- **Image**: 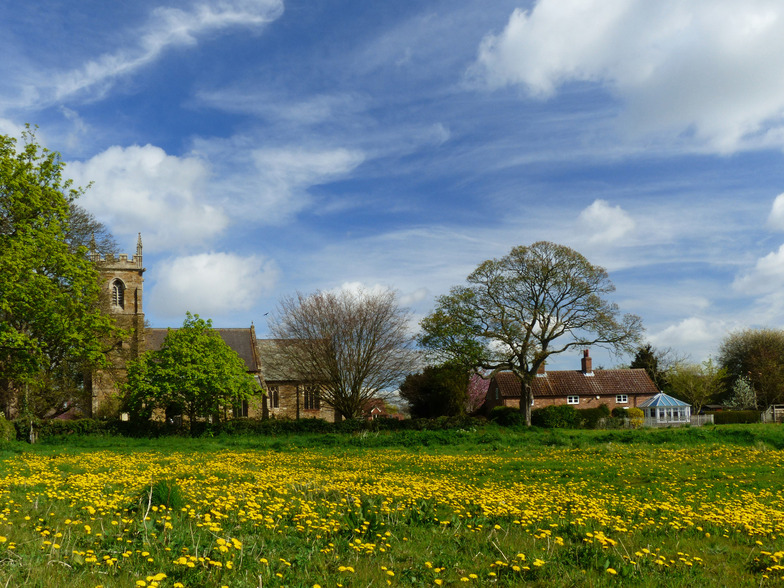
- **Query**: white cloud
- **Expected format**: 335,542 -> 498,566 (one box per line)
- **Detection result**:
471,0 -> 784,153
577,199 -> 636,245
733,243 -> 784,295
0,118 -> 26,139
399,287 -> 430,307
68,144 -> 228,248
649,317 -> 727,360
52,0 -> 283,103
149,252 -> 279,318
767,193 -> 784,231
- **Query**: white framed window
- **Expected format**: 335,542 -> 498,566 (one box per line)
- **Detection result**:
616,394 -> 628,404
567,395 -> 579,405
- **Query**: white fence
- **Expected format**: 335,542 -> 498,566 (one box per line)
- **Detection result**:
641,414 -> 713,427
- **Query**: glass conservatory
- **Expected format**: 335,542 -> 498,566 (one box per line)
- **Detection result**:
638,392 -> 691,426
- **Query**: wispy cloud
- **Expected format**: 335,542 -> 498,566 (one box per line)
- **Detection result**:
28,0 -> 284,107
190,135 -> 366,224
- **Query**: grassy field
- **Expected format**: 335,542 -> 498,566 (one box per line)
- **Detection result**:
0,425 -> 783,587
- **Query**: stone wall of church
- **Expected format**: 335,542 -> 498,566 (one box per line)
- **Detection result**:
88,238 -> 145,417
263,382 -> 335,421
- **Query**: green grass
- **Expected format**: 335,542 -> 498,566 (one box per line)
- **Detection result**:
0,425 -> 782,587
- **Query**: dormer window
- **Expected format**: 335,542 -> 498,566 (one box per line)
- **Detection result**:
111,279 -> 125,309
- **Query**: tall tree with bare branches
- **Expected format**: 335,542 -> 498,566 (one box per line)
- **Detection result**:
419,241 -> 643,426
269,288 -> 416,420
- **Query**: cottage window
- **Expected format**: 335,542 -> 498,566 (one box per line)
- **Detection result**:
616,394 -> 628,404
111,279 -> 125,309
268,385 -> 279,408
567,395 -> 579,405
304,385 -> 320,410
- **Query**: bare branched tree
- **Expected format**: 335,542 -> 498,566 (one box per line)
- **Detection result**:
66,203 -> 118,256
269,288 -> 417,420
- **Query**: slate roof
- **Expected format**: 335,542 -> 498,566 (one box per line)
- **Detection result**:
638,391 -> 690,408
255,339 -> 309,382
145,328 -> 259,372
494,368 -> 659,398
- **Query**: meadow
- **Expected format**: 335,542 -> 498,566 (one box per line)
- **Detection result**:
0,425 -> 782,587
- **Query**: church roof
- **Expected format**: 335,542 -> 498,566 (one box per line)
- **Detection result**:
255,339 -> 309,382
145,328 -> 259,372
493,368 -> 658,398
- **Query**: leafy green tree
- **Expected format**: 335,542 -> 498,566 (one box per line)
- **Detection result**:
718,329 -> 784,408
123,313 -> 259,433
629,343 -> 685,391
724,376 -> 757,410
399,363 -> 469,418
667,359 -> 726,414
0,128 -> 118,417
419,241 -> 643,426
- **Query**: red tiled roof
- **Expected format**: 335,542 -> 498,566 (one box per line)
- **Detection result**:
494,369 -> 658,398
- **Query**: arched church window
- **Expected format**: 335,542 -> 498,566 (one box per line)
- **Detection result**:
111,279 -> 125,309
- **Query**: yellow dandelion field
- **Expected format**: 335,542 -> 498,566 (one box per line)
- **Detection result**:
0,434 -> 782,587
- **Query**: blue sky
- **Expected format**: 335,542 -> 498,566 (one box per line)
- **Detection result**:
3,0 -> 784,369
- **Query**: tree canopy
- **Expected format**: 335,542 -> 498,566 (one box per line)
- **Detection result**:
399,363 -> 469,419
269,288 -> 416,420
667,359 -> 725,414
718,328 -> 784,409
0,128 -> 117,417
124,313 -> 259,432
418,241 -> 643,425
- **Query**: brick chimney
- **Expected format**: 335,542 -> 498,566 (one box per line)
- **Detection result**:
581,349 -> 593,375
536,361 -> 546,376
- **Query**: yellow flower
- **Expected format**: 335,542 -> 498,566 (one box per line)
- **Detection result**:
606,568 -> 617,575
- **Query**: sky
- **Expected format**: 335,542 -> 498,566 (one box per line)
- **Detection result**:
3,0 -> 784,370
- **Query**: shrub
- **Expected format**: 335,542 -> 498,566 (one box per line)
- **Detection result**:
488,406 -> 527,427
709,410 -> 761,424
531,405 -> 580,428
13,417 -> 113,442
0,416 -> 15,442
577,405 -> 610,429
627,407 -> 644,429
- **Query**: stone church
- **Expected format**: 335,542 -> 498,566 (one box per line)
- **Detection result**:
87,236 -> 335,422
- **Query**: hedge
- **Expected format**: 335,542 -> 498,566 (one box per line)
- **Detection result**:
707,410 -> 761,425
12,414 -> 487,441
531,405 -> 581,428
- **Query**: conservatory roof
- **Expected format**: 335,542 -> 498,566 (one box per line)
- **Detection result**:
638,392 -> 690,408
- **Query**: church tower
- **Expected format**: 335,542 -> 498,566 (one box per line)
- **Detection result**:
88,234 -> 146,416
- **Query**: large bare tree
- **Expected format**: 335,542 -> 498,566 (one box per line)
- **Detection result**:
419,241 -> 643,426
269,288 -> 416,420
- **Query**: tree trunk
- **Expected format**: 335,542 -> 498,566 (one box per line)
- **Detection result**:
518,379 -> 533,427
